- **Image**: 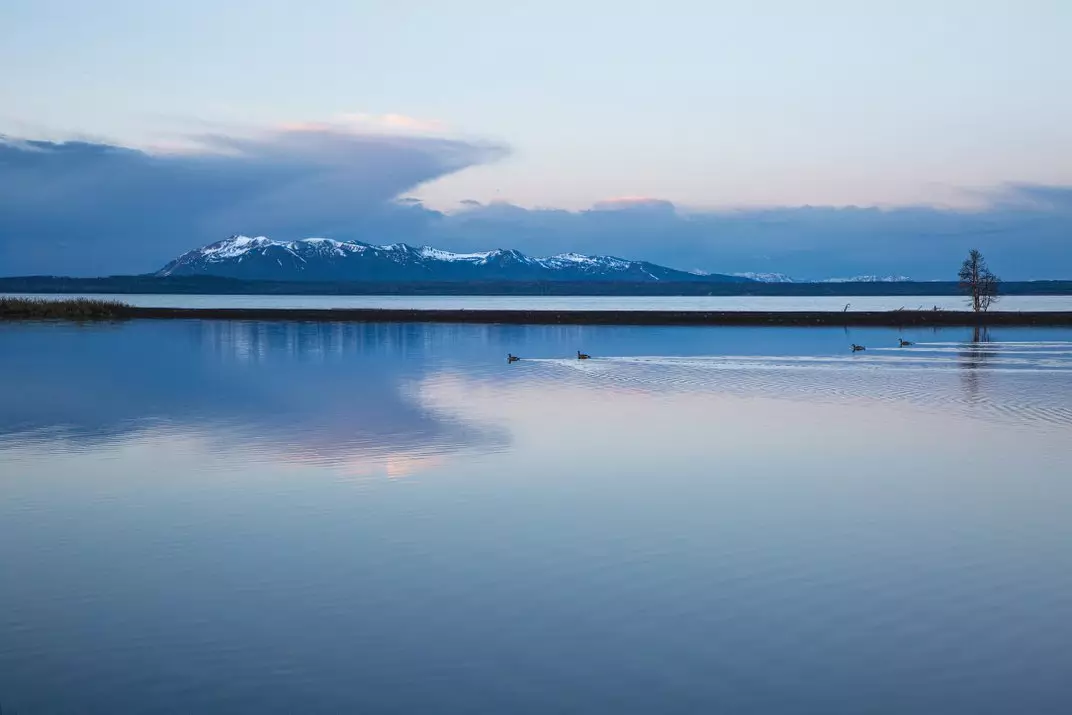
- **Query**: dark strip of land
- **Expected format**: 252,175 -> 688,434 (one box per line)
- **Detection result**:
4,299 -> 1072,326
121,308 -> 1072,326
4,275 -> 1072,296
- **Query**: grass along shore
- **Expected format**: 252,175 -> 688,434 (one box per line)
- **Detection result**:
3,297 -> 1072,326
0,297 -> 131,320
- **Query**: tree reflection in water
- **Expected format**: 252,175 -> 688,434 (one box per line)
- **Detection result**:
959,325 -> 996,401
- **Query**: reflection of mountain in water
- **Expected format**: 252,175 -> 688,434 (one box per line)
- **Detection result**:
0,321 -> 509,470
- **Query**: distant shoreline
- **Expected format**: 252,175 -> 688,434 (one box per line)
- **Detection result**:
118,308 -> 1072,326
5,301 -> 1072,326
3,275 -> 1072,297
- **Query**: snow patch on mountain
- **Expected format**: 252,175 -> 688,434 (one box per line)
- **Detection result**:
732,272 -> 796,283
822,275 -> 913,283
731,272 -> 915,283
418,247 -> 495,262
202,235 -> 273,259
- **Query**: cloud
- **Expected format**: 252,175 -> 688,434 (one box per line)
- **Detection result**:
988,183 -> 1072,213
366,113 -> 448,133
590,196 -> 676,212
279,112 -> 448,136
426,193 -> 1072,280
1,128 -> 1069,280
0,128 -> 507,276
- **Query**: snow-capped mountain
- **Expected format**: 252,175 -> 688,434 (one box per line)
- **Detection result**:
732,272 -> 914,283
157,236 -> 751,283
731,272 -> 796,283
821,275 -> 913,283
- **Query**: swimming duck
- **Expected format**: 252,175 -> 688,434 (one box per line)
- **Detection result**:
507,353 -> 520,363
898,338 -> 914,347
851,343 -> 866,352
577,350 -> 591,360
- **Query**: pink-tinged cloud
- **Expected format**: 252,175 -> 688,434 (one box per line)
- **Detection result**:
591,196 -> 677,212
281,112 -> 448,136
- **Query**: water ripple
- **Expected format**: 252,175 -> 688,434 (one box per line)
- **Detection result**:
521,341 -> 1072,430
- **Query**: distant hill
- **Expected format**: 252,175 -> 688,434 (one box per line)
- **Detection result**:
733,272 -> 914,283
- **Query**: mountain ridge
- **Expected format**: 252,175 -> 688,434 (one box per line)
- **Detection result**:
732,272 -> 914,284
157,235 -> 751,283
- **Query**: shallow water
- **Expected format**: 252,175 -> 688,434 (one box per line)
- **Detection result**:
2,321 -> 1072,714
4,292 -> 1072,312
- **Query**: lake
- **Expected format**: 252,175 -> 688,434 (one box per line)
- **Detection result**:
4,292 -> 1072,312
2,319 -> 1072,714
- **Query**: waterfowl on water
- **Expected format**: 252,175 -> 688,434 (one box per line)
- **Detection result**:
507,353 -> 520,363
577,351 -> 591,360
851,343 -> 866,352
898,338 -> 913,347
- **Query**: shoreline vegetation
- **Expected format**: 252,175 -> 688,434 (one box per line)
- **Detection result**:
1,297 -> 130,320
4,297 -> 1072,326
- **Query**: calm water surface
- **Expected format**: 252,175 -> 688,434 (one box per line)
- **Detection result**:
2,320 -> 1072,714
5,292 -> 1072,311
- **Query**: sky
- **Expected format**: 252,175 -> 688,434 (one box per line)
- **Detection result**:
1,0 -> 1071,278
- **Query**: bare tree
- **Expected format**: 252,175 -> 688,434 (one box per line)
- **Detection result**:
958,249 -> 1000,312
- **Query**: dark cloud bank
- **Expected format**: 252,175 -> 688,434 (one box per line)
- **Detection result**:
1,133 -> 1070,280
0,130 -> 505,277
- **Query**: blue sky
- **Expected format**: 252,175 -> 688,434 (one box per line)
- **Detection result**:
1,1 -> 1071,277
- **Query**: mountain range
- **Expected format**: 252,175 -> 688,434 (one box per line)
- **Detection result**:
158,236 -> 751,283
157,235 -> 918,284
731,272 -> 914,284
